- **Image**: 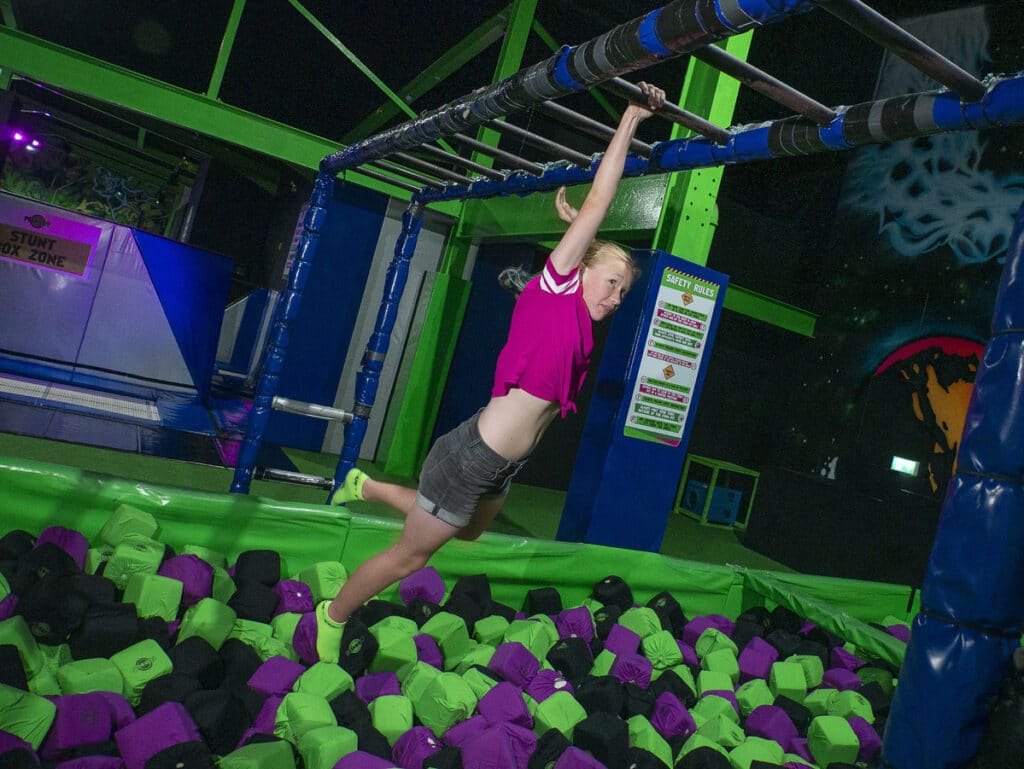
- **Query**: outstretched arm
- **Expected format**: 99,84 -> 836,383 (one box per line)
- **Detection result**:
549,81 -> 665,275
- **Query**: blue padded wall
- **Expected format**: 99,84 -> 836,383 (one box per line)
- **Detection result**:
265,182 -> 387,451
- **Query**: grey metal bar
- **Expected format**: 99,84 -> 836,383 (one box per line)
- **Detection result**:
354,166 -> 420,194
600,77 -> 732,145
414,143 -> 506,180
391,151 -> 474,185
485,118 -> 593,167
817,0 -> 986,101
370,159 -> 445,189
271,396 -> 353,424
256,467 -> 334,490
451,132 -> 545,175
534,100 -> 653,157
691,45 -> 836,125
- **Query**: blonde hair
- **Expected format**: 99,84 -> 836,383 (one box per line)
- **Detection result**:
582,240 -> 639,283
499,240 -> 639,296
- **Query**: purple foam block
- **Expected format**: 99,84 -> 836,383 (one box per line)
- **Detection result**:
554,607 -> 594,643
355,671 -> 401,704
676,640 -> 698,669
682,614 -> 734,647
392,725 -> 443,769
488,642 -> 540,689
291,611 -> 318,666
554,746 -> 608,769
830,646 -> 864,671
54,757 -> 126,768
525,669 -> 573,703
334,751 -> 399,769
610,652 -> 652,689
849,715 -> 883,762
0,593 -> 18,622
603,624 -> 641,656
738,636 -> 779,683
41,693 -> 116,760
273,580 -> 313,616
702,690 -> 740,717
744,705 -> 798,746
36,526 -> 89,571
443,714 -> 489,748
157,555 -> 213,607
460,721 -> 537,769
95,693 -> 135,731
477,681 -> 532,728
398,566 -> 446,606
822,667 -> 862,691
114,701 -> 201,769
414,633 -> 443,669
247,656 -> 306,697
886,624 -> 911,643
249,695 -> 284,739
0,730 -> 33,754
788,737 -> 813,762
650,691 -> 696,740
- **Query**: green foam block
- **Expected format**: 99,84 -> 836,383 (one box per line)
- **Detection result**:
0,682 -> 57,749
808,714 -> 860,767
369,693 -> 414,745
219,738 -> 297,769
110,638 -> 173,705
56,657 -> 124,695
532,690 -> 586,740
296,724 -> 358,769
97,503 -> 160,547
176,597 -> 237,651
123,572 -> 182,621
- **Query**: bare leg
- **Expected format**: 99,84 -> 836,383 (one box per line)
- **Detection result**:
327,501 -> 459,623
455,495 -> 505,541
361,477 -> 417,519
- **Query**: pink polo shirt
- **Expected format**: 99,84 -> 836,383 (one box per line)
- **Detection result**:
491,258 -> 594,418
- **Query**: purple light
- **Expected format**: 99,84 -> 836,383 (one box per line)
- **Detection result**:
30,139 -> 40,147
12,131 -> 24,142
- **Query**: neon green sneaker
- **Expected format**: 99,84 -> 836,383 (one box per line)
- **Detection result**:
315,600 -> 346,663
330,467 -> 369,506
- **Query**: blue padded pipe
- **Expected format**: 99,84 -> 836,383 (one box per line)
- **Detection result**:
413,74 -> 1024,205
230,173 -> 334,494
883,203 -> 1024,769
321,0 -> 817,173
329,202 -> 424,501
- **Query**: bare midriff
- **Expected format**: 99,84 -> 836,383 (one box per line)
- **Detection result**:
477,388 -> 561,462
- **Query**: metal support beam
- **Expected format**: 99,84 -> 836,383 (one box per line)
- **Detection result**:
271,396 -> 353,424
600,78 -> 732,145
255,467 -> 334,490
353,166 -> 420,194
817,0 -> 986,101
451,132 -> 543,175
413,143 -> 506,180
485,118 -> 593,166
534,100 -> 653,157
369,159 -> 445,189
690,45 -> 836,124
343,7 -> 511,143
0,27 -> 461,216
391,151 -> 474,185
207,0 -> 246,100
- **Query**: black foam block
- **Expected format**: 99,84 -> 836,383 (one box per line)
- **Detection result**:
591,575 -> 633,612
231,550 -> 280,587
573,711 -> 629,769
170,636 -> 225,689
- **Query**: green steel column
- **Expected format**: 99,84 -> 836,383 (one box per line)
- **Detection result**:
653,33 -> 816,337
381,0 -> 538,477
206,0 -> 246,100
652,34 -> 751,263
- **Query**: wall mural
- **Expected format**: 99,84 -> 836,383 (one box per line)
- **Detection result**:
1,127 -> 192,235
791,3 -> 1023,500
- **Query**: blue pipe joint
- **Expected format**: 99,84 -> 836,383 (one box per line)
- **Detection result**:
883,612 -> 1017,769
639,10 -> 674,57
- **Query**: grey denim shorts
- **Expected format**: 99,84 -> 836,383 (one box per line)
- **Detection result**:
416,410 -> 527,528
